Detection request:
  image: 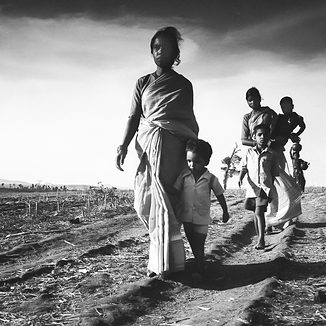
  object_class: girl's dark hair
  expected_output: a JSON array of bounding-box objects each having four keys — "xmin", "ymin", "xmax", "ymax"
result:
[
  {"xmin": 150, "ymin": 26, "xmax": 183, "ymax": 66},
  {"xmin": 186, "ymin": 139, "xmax": 213, "ymax": 165},
  {"xmin": 246, "ymin": 87, "xmax": 261, "ymax": 102}
]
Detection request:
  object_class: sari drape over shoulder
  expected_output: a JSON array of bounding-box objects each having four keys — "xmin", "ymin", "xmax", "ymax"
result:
[
  {"xmin": 242, "ymin": 106, "xmax": 278, "ymax": 141},
  {"xmin": 133, "ymin": 71, "xmax": 198, "ymax": 275},
  {"xmin": 265, "ymin": 169, "xmax": 302, "ymax": 227}
]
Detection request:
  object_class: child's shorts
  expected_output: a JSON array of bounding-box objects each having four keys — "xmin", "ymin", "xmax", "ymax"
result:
[{"xmin": 244, "ymin": 197, "xmax": 269, "ymax": 212}]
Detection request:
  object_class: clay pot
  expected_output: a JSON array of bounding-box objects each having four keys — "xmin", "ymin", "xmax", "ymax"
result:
[
  {"xmin": 291, "ymin": 142, "xmax": 302, "ymax": 152},
  {"xmin": 300, "ymin": 161, "xmax": 309, "ymax": 170}
]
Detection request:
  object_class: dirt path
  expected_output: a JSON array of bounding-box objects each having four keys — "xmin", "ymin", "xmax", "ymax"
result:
[
  {"xmin": 121, "ymin": 201, "xmax": 293, "ymax": 326},
  {"xmin": 247, "ymin": 191, "xmax": 326, "ymax": 325},
  {"xmin": 1, "ymin": 191, "xmax": 325, "ymax": 325}
]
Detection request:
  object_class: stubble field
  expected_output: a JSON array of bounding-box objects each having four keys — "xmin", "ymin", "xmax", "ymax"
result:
[{"xmin": 0, "ymin": 187, "xmax": 326, "ymax": 326}]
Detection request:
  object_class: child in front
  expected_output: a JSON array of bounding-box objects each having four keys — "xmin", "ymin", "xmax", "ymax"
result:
[
  {"xmin": 174, "ymin": 139, "xmax": 230, "ymax": 278},
  {"xmin": 239, "ymin": 124, "xmax": 280, "ymax": 250}
]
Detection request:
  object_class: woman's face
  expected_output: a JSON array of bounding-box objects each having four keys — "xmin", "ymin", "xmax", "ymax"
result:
[
  {"xmin": 246, "ymin": 95, "xmax": 261, "ymax": 110},
  {"xmin": 152, "ymin": 35, "xmax": 176, "ymax": 68}
]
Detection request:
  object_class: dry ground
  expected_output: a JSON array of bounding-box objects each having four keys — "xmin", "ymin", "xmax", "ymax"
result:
[{"xmin": 0, "ymin": 190, "xmax": 326, "ymax": 326}]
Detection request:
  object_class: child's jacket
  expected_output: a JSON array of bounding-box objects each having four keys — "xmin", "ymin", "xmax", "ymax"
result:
[
  {"xmin": 241, "ymin": 146, "xmax": 280, "ymax": 199},
  {"xmin": 174, "ymin": 169, "xmax": 224, "ymax": 225}
]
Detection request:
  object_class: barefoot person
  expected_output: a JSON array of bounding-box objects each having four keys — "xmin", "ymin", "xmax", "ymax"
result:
[
  {"xmin": 239, "ymin": 124, "xmax": 279, "ymax": 249},
  {"xmin": 240, "ymin": 87, "xmax": 302, "ymax": 232},
  {"xmin": 174, "ymin": 139, "xmax": 230, "ymax": 277},
  {"xmin": 116, "ymin": 27, "xmax": 199, "ymax": 278}
]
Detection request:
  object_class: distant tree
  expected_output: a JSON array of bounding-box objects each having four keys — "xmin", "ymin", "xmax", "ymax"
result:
[{"xmin": 221, "ymin": 143, "xmax": 241, "ymax": 190}]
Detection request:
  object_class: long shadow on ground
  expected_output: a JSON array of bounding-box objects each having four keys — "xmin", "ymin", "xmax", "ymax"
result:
[{"xmin": 296, "ymin": 221, "xmax": 326, "ymax": 228}]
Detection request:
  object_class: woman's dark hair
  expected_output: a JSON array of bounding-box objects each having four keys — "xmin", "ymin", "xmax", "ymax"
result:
[
  {"xmin": 246, "ymin": 87, "xmax": 261, "ymax": 102},
  {"xmin": 186, "ymin": 139, "xmax": 213, "ymax": 165},
  {"xmin": 150, "ymin": 26, "xmax": 183, "ymax": 66}
]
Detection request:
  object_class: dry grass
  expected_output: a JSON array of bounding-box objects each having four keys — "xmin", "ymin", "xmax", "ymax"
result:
[{"xmin": 1, "ymin": 189, "xmax": 326, "ymax": 325}]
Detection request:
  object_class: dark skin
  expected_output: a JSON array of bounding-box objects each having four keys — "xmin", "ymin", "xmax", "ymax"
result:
[
  {"xmin": 116, "ymin": 35, "xmax": 177, "ymax": 171},
  {"xmin": 186, "ymin": 151, "xmax": 230, "ymax": 223},
  {"xmin": 280, "ymin": 101, "xmax": 306, "ymax": 143},
  {"xmin": 184, "ymin": 150, "xmax": 230, "ymax": 273},
  {"xmin": 239, "ymin": 128, "xmax": 270, "ymax": 249},
  {"xmin": 242, "ymin": 95, "xmax": 268, "ymax": 147},
  {"xmin": 241, "ymin": 95, "xmax": 262, "ymax": 147}
]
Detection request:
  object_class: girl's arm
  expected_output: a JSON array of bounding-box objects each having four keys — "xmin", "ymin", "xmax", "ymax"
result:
[
  {"xmin": 241, "ymin": 138, "xmax": 255, "ymax": 147},
  {"xmin": 241, "ymin": 115, "xmax": 255, "ymax": 147}
]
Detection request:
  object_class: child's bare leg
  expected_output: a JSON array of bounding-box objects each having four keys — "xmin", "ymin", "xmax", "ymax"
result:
[
  {"xmin": 193, "ymin": 232, "xmax": 207, "ymax": 273},
  {"xmin": 183, "ymin": 223, "xmax": 196, "ymax": 257},
  {"xmin": 254, "ymin": 206, "xmax": 266, "ymax": 249},
  {"xmin": 253, "ymin": 215, "xmax": 259, "ymax": 236}
]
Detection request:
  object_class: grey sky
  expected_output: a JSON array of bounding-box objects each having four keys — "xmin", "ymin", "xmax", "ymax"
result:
[
  {"xmin": 2, "ymin": 0, "xmax": 326, "ymax": 60},
  {"xmin": 1, "ymin": 0, "xmax": 325, "ymax": 187}
]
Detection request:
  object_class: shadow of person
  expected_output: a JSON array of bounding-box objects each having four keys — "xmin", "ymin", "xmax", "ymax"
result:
[
  {"xmin": 171, "ymin": 255, "xmax": 326, "ymax": 293},
  {"xmin": 296, "ymin": 221, "xmax": 326, "ymax": 228}
]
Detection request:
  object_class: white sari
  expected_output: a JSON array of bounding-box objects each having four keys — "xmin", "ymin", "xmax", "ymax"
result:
[{"xmin": 133, "ymin": 71, "xmax": 199, "ymax": 275}]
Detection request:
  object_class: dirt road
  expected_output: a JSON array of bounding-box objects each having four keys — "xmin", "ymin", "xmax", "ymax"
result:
[{"xmin": 1, "ymin": 191, "xmax": 325, "ymax": 325}]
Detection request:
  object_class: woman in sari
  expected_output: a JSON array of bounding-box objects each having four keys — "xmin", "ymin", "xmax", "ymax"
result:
[
  {"xmin": 241, "ymin": 87, "xmax": 301, "ymax": 231},
  {"xmin": 241, "ymin": 87, "xmax": 278, "ymax": 147},
  {"xmin": 116, "ymin": 27, "xmax": 199, "ymax": 278}
]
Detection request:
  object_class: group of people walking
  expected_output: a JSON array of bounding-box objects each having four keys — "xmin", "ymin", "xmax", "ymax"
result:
[
  {"xmin": 115, "ymin": 26, "xmax": 307, "ymax": 281},
  {"xmin": 239, "ymin": 86, "xmax": 306, "ymax": 250}
]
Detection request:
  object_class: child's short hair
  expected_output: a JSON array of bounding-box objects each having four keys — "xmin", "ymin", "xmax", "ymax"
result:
[
  {"xmin": 253, "ymin": 123, "xmax": 270, "ymax": 135},
  {"xmin": 186, "ymin": 139, "xmax": 212, "ymax": 165},
  {"xmin": 280, "ymin": 96, "xmax": 293, "ymax": 105}
]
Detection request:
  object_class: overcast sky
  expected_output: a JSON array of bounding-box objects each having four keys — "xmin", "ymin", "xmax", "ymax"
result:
[{"xmin": 1, "ymin": 0, "xmax": 326, "ymax": 188}]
